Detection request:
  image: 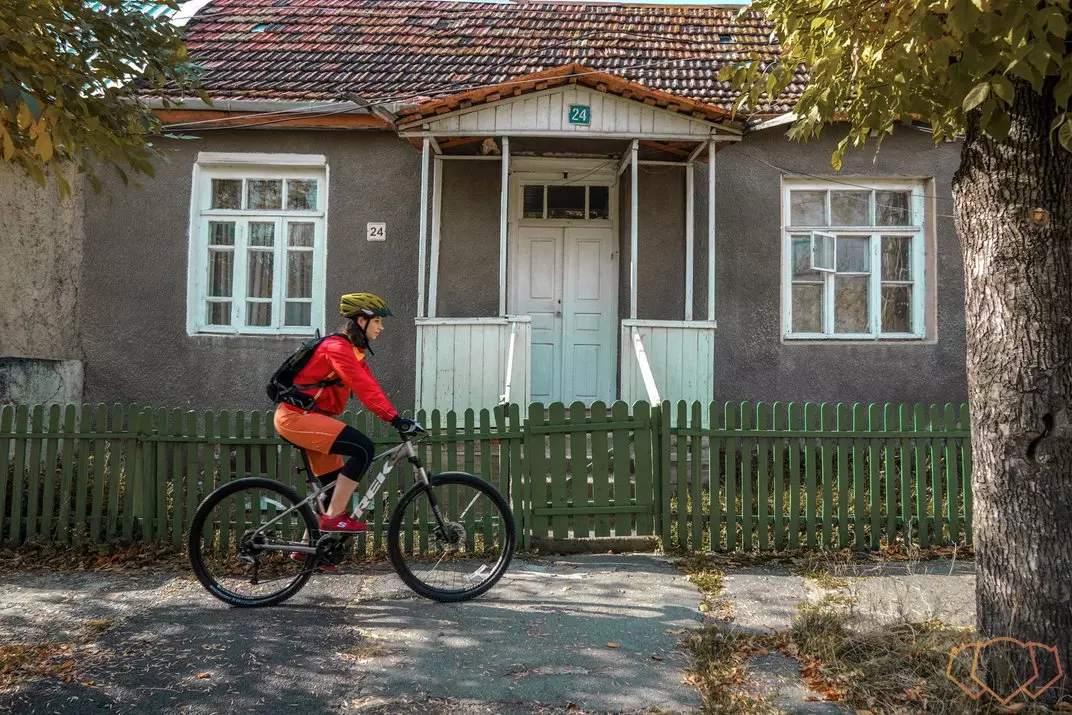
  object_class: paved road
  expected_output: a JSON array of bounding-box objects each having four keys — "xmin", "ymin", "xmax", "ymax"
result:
[{"xmin": 0, "ymin": 555, "xmax": 704, "ymax": 714}]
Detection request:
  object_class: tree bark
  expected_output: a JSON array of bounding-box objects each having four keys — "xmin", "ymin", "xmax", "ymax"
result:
[{"xmin": 952, "ymin": 78, "xmax": 1072, "ymax": 703}]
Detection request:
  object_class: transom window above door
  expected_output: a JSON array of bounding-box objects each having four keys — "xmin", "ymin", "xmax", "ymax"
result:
[
  {"xmin": 783, "ymin": 181, "xmax": 927, "ymax": 341},
  {"xmin": 187, "ymin": 154, "xmax": 327, "ymax": 336},
  {"xmin": 522, "ymin": 184, "xmax": 611, "ymax": 220}
]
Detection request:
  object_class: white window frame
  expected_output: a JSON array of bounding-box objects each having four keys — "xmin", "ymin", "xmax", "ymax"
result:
[
  {"xmin": 782, "ymin": 179, "xmax": 926, "ymax": 341},
  {"xmin": 186, "ymin": 153, "xmax": 329, "ymax": 336}
]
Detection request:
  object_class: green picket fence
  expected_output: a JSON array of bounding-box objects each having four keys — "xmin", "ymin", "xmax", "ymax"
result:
[{"xmin": 0, "ymin": 400, "xmax": 971, "ymax": 553}]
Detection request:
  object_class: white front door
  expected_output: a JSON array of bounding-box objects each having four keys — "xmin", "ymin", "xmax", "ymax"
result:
[{"xmin": 513, "ymin": 224, "xmax": 617, "ymax": 404}]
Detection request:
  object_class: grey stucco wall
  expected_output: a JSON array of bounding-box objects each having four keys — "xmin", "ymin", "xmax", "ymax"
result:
[
  {"xmin": 436, "ymin": 161, "xmax": 501, "ymax": 317},
  {"xmin": 0, "ymin": 357, "xmax": 84, "ymax": 406},
  {"xmin": 0, "ymin": 163, "xmax": 85, "ymax": 363},
  {"xmin": 82, "ymin": 130, "xmax": 421, "ymax": 411},
  {"xmin": 709, "ymin": 126, "xmax": 967, "ymax": 405},
  {"xmin": 79, "ymin": 124, "xmax": 967, "ymax": 411}
]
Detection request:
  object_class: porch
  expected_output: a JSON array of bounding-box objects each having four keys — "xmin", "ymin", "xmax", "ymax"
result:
[{"xmin": 399, "ymin": 65, "xmax": 742, "ymax": 413}]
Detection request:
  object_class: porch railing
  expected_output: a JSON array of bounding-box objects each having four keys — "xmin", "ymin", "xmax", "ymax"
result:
[{"xmin": 619, "ymin": 320, "xmax": 717, "ymax": 411}]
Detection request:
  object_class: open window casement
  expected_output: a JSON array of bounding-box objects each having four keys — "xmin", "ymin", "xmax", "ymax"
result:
[{"xmin": 810, "ymin": 231, "xmax": 836, "ymax": 273}]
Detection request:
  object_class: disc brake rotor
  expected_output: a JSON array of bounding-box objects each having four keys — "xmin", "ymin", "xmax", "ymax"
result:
[{"xmin": 436, "ymin": 522, "xmax": 467, "ymax": 552}]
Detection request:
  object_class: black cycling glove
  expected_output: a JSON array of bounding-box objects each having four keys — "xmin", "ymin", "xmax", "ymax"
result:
[{"xmin": 391, "ymin": 415, "xmax": 425, "ymax": 437}]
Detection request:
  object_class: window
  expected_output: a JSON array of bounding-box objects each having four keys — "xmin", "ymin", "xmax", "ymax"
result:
[
  {"xmin": 784, "ymin": 181, "xmax": 925, "ymax": 340},
  {"xmin": 188, "ymin": 156, "xmax": 327, "ymax": 335},
  {"xmin": 522, "ymin": 184, "xmax": 611, "ymax": 220}
]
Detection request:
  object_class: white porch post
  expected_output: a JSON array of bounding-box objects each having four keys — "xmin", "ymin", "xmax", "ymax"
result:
[
  {"xmin": 428, "ymin": 156, "xmax": 443, "ymax": 317},
  {"xmin": 685, "ymin": 163, "xmax": 694, "ymax": 321},
  {"xmin": 499, "ymin": 136, "xmax": 510, "ymax": 317},
  {"xmin": 630, "ymin": 138, "xmax": 638, "ymax": 320},
  {"xmin": 707, "ymin": 140, "xmax": 717, "ymax": 322},
  {"xmin": 417, "ymin": 137, "xmax": 431, "ymax": 318}
]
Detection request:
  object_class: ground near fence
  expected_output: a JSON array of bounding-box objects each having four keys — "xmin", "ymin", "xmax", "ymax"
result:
[{"xmin": 0, "ymin": 550, "xmax": 981, "ymax": 714}]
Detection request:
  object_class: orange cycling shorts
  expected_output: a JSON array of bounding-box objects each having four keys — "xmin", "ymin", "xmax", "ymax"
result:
[{"xmin": 273, "ymin": 404, "xmax": 346, "ymax": 476}]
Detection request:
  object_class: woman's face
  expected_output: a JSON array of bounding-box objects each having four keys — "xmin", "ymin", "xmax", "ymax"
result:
[{"xmin": 361, "ymin": 316, "xmax": 384, "ymax": 340}]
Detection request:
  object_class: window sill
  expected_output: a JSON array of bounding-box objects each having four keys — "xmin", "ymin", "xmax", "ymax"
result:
[{"xmin": 782, "ymin": 334, "xmax": 926, "ymax": 344}]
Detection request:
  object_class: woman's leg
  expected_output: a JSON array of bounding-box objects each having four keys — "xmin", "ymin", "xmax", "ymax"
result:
[{"xmin": 324, "ymin": 425, "xmax": 374, "ymax": 517}]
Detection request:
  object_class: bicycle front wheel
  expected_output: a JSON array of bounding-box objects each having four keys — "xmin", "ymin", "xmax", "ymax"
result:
[
  {"xmin": 188, "ymin": 477, "xmax": 319, "ymax": 608},
  {"xmin": 387, "ymin": 472, "xmax": 515, "ymax": 602}
]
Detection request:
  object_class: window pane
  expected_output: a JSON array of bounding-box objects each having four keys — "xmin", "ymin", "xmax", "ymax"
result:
[
  {"xmin": 881, "ymin": 236, "xmax": 912, "ymax": 280},
  {"xmin": 247, "ymin": 252, "xmax": 274, "ymax": 298},
  {"xmin": 877, "ymin": 191, "xmax": 911, "ymax": 226},
  {"xmin": 287, "ymin": 222, "xmax": 315, "ymax": 247},
  {"xmin": 247, "ymin": 179, "xmax": 282, "ymax": 210},
  {"xmin": 208, "ymin": 221, "xmax": 235, "ymax": 246},
  {"xmin": 792, "ymin": 283, "xmax": 823, "ymax": 333},
  {"xmin": 830, "ymin": 191, "xmax": 870, "ymax": 226},
  {"xmin": 547, "ymin": 185, "xmax": 586, "ymax": 219},
  {"xmin": 246, "ymin": 302, "xmax": 272, "ymax": 327},
  {"xmin": 211, "ymin": 179, "xmax": 242, "ymax": 209},
  {"xmin": 834, "ymin": 276, "xmax": 870, "ymax": 333},
  {"xmin": 836, "ymin": 235, "xmax": 870, "ymax": 272},
  {"xmin": 792, "ymin": 236, "xmax": 820, "ymax": 279},
  {"xmin": 790, "ymin": 190, "xmax": 826, "ymax": 226},
  {"xmin": 882, "ymin": 285, "xmax": 913, "ymax": 332},
  {"xmin": 206, "ymin": 301, "xmax": 231, "ymax": 325},
  {"xmin": 286, "ymin": 179, "xmax": 318, "ymax": 211},
  {"xmin": 589, "ymin": 186, "xmax": 610, "ymax": 219},
  {"xmin": 249, "ymin": 222, "xmax": 275, "ymax": 247},
  {"xmin": 285, "ymin": 302, "xmax": 312, "ymax": 326},
  {"xmin": 523, "ymin": 186, "xmax": 544, "ymax": 218},
  {"xmin": 287, "ymin": 252, "xmax": 312, "ymax": 298},
  {"xmin": 208, "ymin": 250, "xmax": 233, "ymax": 297}
]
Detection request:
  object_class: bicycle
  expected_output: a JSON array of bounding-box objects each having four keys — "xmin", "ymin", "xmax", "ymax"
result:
[{"xmin": 187, "ymin": 429, "xmax": 516, "ymax": 607}]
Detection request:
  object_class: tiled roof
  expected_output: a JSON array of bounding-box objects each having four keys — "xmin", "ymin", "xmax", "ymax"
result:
[{"xmin": 178, "ymin": 0, "xmax": 801, "ymax": 115}]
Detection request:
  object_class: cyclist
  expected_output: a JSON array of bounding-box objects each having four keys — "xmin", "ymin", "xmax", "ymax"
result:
[{"xmin": 273, "ymin": 292, "xmax": 422, "ymax": 544}]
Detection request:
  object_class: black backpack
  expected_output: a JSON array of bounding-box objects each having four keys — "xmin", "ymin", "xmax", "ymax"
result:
[{"xmin": 266, "ymin": 330, "xmax": 346, "ymax": 411}]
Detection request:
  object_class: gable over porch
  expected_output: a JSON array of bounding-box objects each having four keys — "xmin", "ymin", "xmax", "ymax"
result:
[{"xmin": 397, "ymin": 65, "xmax": 743, "ymax": 414}]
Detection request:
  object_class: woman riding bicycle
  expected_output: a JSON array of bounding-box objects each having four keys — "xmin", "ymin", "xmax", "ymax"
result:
[{"xmin": 273, "ymin": 292, "xmax": 422, "ymax": 536}]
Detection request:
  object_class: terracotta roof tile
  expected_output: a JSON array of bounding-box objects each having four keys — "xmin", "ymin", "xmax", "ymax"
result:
[{"xmin": 171, "ymin": 0, "xmax": 800, "ymax": 114}]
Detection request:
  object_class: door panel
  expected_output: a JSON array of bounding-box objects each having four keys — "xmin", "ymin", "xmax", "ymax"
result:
[
  {"xmin": 515, "ymin": 227, "xmax": 564, "ymax": 404},
  {"xmin": 563, "ymin": 227, "xmax": 616, "ymax": 403}
]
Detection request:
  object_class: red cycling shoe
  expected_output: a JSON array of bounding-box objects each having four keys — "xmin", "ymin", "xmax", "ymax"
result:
[
  {"xmin": 289, "ymin": 551, "xmax": 337, "ymax": 572},
  {"xmin": 318, "ymin": 512, "xmax": 369, "ymax": 533}
]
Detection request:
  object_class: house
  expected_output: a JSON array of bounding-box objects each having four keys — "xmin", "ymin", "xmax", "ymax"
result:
[{"xmin": 4, "ymin": 0, "xmax": 969, "ymax": 414}]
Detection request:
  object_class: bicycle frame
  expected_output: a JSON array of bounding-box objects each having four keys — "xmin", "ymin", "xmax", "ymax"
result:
[{"xmin": 248, "ymin": 437, "xmax": 440, "ymax": 556}]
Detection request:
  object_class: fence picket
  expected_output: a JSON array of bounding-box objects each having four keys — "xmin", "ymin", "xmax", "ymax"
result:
[
  {"xmin": 885, "ymin": 403, "xmax": 897, "ymax": 546},
  {"xmin": 74, "ymin": 404, "xmax": 93, "ymax": 545},
  {"xmin": 567, "ymin": 402, "xmax": 589, "ymax": 539},
  {"xmin": 836, "ymin": 403, "xmax": 850, "ymax": 548},
  {"xmin": 480, "ymin": 409, "xmax": 494, "ymax": 547},
  {"xmin": 868, "ymin": 404, "xmax": 881, "ymax": 550},
  {"xmin": 771, "ymin": 402, "xmax": 785, "ymax": 550},
  {"xmin": 787, "ymin": 403, "xmax": 801, "ymax": 550},
  {"xmin": 26, "ymin": 405, "xmax": 45, "ymax": 543},
  {"xmin": 804, "ymin": 403, "xmax": 818, "ymax": 549},
  {"xmin": 591, "ymin": 401, "xmax": 611, "ymax": 538},
  {"xmin": 634, "ymin": 400, "xmax": 654, "ymax": 538},
  {"xmin": 42, "ymin": 405, "xmax": 62, "ymax": 542},
  {"xmin": 757, "ymin": 402, "xmax": 770, "ymax": 551},
  {"xmin": 7, "ymin": 406, "xmax": 29, "ymax": 545},
  {"xmin": 929, "ymin": 404, "xmax": 942, "ymax": 543},
  {"xmin": 708, "ymin": 401, "xmax": 720, "ymax": 551},
  {"xmin": 741, "ymin": 401, "xmax": 754, "ymax": 551},
  {"xmin": 914, "ymin": 404, "xmax": 929, "ymax": 548},
  {"xmin": 548, "ymin": 403, "xmax": 569, "ymax": 540},
  {"xmin": 527, "ymin": 404, "xmax": 548, "ymax": 541},
  {"xmin": 0, "ymin": 406, "xmax": 13, "ymax": 543},
  {"xmin": 820, "ymin": 403, "xmax": 833, "ymax": 548},
  {"xmin": 90, "ymin": 404, "xmax": 107, "ymax": 542},
  {"xmin": 898, "ymin": 405, "xmax": 911, "ymax": 547},
  {"xmin": 944, "ymin": 404, "xmax": 959, "ymax": 544},
  {"xmin": 688, "ymin": 401, "xmax": 702, "ymax": 549},
  {"xmin": 960, "ymin": 404, "xmax": 972, "ymax": 544},
  {"xmin": 55, "ymin": 405, "xmax": 77, "ymax": 544},
  {"xmin": 106, "ymin": 405, "xmax": 123, "ymax": 540},
  {"xmin": 725, "ymin": 402, "xmax": 738, "ymax": 551},
  {"xmin": 676, "ymin": 401, "xmax": 688, "ymax": 549},
  {"xmin": 852, "ymin": 403, "xmax": 866, "ymax": 550}
]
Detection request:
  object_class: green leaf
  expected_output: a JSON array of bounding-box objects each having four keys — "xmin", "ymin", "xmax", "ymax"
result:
[
  {"xmin": 987, "ymin": 110, "xmax": 1012, "ymax": 142},
  {"xmin": 963, "ymin": 82, "xmax": 991, "ymax": 112},
  {"xmin": 1028, "ymin": 47, "xmax": 1052, "ymax": 74},
  {"xmin": 991, "ymin": 75, "xmax": 1014, "ymax": 104},
  {"xmin": 34, "ymin": 127, "xmax": 52, "ymax": 162},
  {"xmin": 1059, "ymin": 119, "xmax": 1072, "ymax": 152},
  {"xmin": 1056, "ymin": 77, "xmax": 1072, "ymax": 110},
  {"xmin": 0, "ymin": 128, "xmax": 13, "ymax": 160}
]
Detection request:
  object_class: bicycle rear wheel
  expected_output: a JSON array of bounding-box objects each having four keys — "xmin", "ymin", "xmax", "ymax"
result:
[
  {"xmin": 188, "ymin": 477, "xmax": 319, "ymax": 607},
  {"xmin": 387, "ymin": 472, "xmax": 515, "ymax": 602}
]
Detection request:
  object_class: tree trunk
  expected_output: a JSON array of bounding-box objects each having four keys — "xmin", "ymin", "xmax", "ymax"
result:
[{"xmin": 952, "ymin": 78, "xmax": 1072, "ymax": 703}]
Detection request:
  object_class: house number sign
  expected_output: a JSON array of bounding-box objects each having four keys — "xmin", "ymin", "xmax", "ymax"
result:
[
  {"xmin": 366, "ymin": 222, "xmax": 386, "ymax": 241},
  {"xmin": 568, "ymin": 105, "xmax": 591, "ymax": 125}
]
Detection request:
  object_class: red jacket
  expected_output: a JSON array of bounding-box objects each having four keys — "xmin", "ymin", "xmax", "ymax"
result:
[{"xmin": 289, "ymin": 335, "xmax": 397, "ymax": 421}]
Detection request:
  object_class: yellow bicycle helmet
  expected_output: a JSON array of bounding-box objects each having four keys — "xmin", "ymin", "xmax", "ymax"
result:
[{"xmin": 339, "ymin": 292, "xmax": 393, "ymax": 319}]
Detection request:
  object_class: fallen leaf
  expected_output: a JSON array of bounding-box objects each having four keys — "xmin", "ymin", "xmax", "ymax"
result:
[
  {"xmin": 855, "ymin": 710, "xmax": 874, "ymax": 715},
  {"xmin": 196, "ymin": 672, "xmax": 211, "ymax": 679},
  {"xmin": 606, "ymin": 642, "xmax": 620, "ymax": 648},
  {"xmin": 651, "ymin": 654, "xmax": 664, "ymax": 661},
  {"xmin": 997, "ymin": 705, "xmax": 1025, "ymax": 714},
  {"xmin": 1055, "ymin": 704, "xmax": 1072, "ymax": 712},
  {"xmin": 664, "ymin": 628, "xmax": 687, "ymax": 635}
]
